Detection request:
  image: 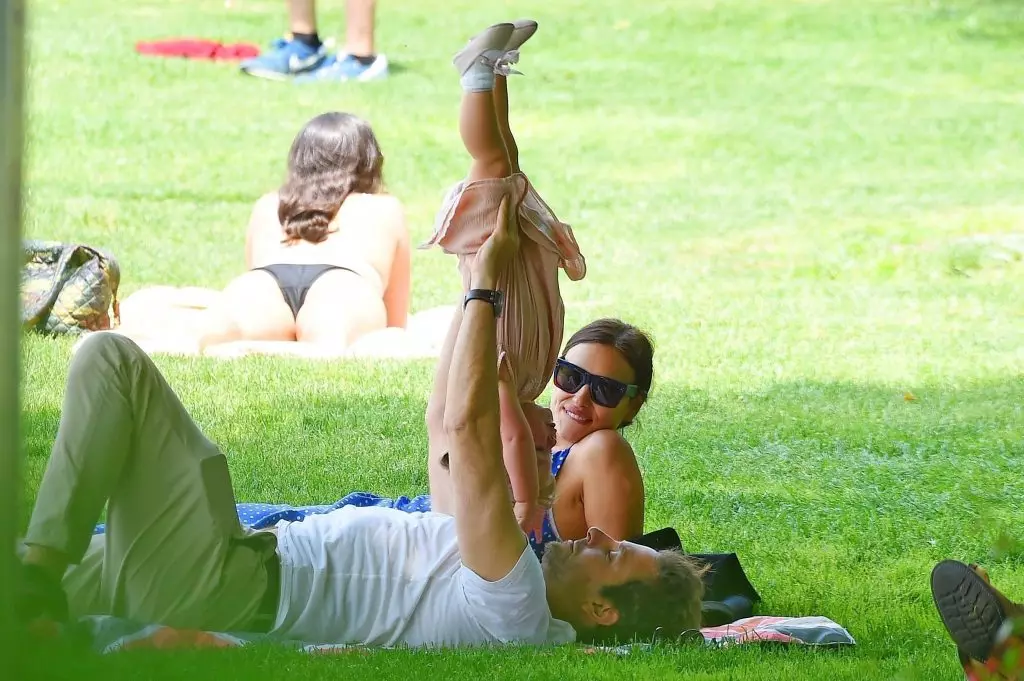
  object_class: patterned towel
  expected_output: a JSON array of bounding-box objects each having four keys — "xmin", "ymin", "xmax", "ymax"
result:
[
  {"xmin": 700, "ymin": 616, "xmax": 856, "ymax": 647},
  {"xmin": 72, "ymin": 614, "xmax": 854, "ymax": 654}
]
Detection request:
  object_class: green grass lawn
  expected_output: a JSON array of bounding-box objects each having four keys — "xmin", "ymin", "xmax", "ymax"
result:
[{"xmin": 16, "ymin": 0, "xmax": 1024, "ymax": 678}]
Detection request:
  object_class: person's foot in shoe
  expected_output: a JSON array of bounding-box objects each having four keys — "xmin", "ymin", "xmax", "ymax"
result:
[
  {"xmin": 504, "ymin": 19, "xmax": 538, "ymax": 55},
  {"xmin": 293, "ymin": 52, "xmax": 390, "ymax": 83},
  {"xmin": 932, "ymin": 560, "xmax": 1024, "ymax": 662},
  {"xmin": 240, "ymin": 37, "xmax": 328, "ymax": 80},
  {"xmin": 452, "ymin": 22, "xmax": 516, "ymax": 77}
]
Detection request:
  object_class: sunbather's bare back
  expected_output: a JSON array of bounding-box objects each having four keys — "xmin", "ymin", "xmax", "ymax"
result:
[{"xmin": 247, "ymin": 190, "xmax": 406, "ymax": 294}]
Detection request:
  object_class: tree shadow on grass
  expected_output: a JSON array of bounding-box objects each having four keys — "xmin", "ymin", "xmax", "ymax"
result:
[{"xmin": 20, "ymin": 373, "xmax": 1023, "ymax": 540}]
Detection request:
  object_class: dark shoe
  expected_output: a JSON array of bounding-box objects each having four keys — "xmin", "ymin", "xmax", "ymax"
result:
[
  {"xmin": 931, "ymin": 559, "xmax": 1006, "ymax": 662},
  {"xmin": 15, "ymin": 562, "xmax": 68, "ymax": 626}
]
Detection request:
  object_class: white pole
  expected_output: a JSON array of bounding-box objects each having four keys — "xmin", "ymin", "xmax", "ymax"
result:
[{"xmin": 1, "ymin": 0, "xmax": 27, "ymax": 643}]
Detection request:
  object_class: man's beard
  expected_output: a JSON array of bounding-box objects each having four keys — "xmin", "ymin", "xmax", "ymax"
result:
[{"xmin": 540, "ymin": 540, "xmax": 570, "ymax": 575}]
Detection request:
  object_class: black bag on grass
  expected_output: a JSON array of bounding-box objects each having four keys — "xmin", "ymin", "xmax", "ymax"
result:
[{"xmin": 631, "ymin": 527, "xmax": 762, "ymax": 626}]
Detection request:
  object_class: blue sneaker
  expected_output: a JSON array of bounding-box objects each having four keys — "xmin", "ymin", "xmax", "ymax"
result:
[
  {"xmin": 293, "ymin": 53, "xmax": 390, "ymax": 83},
  {"xmin": 240, "ymin": 39, "xmax": 328, "ymax": 80}
]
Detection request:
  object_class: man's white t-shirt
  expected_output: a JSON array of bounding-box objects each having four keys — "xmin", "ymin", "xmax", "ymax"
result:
[{"xmin": 269, "ymin": 506, "xmax": 577, "ymax": 648}]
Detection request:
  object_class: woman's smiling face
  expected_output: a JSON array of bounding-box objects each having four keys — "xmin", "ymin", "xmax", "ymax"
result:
[{"xmin": 551, "ymin": 342, "xmax": 641, "ymax": 446}]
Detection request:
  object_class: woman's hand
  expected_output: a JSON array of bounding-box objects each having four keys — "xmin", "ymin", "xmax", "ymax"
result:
[{"xmin": 471, "ymin": 194, "xmax": 520, "ymax": 289}]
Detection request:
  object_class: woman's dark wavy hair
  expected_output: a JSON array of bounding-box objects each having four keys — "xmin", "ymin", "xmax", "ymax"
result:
[{"xmin": 278, "ymin": 112, "xmax": 384, "ymax": 244}]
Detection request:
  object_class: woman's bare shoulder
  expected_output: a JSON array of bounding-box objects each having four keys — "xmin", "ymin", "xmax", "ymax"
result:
[
  {"xmin": 248, "ymin": 192, "xmax": 281, "ymax": 226},
  {"xmin": 341, "ymin": 193, "xmax": 407, "ymax": 235},
  {"xmin": 253, "ymin": 191, "xmax": 279, "ymax": 212},
  {"xmin": 344, "ymin": 192, "xmax": 404, "ymax": 213},
  {"xmin": 246, "ymin": 191, "xmax": 282, "ymax": 238},
  {"xmin": 572, "ymin": 429, "xmax": 639, "ymax": 470}
]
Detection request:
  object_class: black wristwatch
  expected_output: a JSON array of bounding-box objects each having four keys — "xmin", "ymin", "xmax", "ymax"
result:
[{"xmin": 464, "ymin": 289, "xmax": 504, "ymax": 318}]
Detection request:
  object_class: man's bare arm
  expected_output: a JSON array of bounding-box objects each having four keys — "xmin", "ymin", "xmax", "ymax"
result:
[{"xmin": 443, "ymin": 197, "xmax": 526, "ymax": 581}]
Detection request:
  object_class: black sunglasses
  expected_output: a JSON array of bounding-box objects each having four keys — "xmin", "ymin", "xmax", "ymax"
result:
[{"xmin": 552, "ymin": 359, "xmax": 639, "ymax": 408}]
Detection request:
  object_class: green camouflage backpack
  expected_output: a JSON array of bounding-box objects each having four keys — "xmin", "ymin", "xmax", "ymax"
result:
[{"xmin": 21, "ymin": 240, "xmax": 121, "ymax": 336}]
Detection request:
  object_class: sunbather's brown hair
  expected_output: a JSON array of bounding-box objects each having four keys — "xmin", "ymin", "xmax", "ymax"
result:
[{"xmin": 278, "ymin": 112, "xmax": 384, "ymax": 244}]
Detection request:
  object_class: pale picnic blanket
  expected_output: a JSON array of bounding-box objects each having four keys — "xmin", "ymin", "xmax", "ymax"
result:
[{"xmin": 74, "ymin": 286, "xmax": 455, "ymax": 359}]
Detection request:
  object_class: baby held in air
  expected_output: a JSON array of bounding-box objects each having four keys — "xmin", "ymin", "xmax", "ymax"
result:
[{"xmin": 423, "ymin": 20, "xmax": 586, "ymax": 539}]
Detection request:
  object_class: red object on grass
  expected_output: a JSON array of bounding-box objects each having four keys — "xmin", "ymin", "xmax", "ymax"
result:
[{"xmin": 135, "ymin": 39, "xmax": 260, "ymax": 61}]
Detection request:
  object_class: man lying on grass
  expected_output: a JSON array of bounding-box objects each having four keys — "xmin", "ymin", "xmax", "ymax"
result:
[{"xmin": 15, "ymin": 197, "xmax": 705, "ymax": 648}]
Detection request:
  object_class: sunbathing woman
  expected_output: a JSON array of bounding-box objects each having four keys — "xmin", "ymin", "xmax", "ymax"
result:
[{"xmin": 199, "ymin": 111, "xmax": 411, "ymax": 355}]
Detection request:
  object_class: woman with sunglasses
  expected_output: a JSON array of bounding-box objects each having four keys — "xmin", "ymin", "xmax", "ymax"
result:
[{"xmin": 533, "ymin": 318, "xmax": 654, "ymax": 548}]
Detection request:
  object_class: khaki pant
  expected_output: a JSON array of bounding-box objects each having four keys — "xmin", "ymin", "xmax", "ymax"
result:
[{"xmin": 25, "ymin": 332, "xmax": 275, "ymax": 631}]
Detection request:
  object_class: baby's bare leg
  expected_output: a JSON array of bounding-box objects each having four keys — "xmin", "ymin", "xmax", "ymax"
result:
[
  {"xmin": 492, "ymin": 75, "xmax": 520, "ymax": 174},
  {"xmin": 460, "ymin": 90, "xmax": 511, "ymax": 183},
  {"xmin": 455, "ymin": 23, "xmax": 515, "ymax": 183}
]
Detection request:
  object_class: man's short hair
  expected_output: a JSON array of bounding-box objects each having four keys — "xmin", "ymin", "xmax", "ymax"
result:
[{"xmin": 579, "ymin": 550, "xmax": 708, "ymax": 645}]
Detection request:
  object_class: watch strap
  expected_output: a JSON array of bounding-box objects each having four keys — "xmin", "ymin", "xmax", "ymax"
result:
[{"xmin": 464, "ymin": 289, "xmax": 504, "ymax": 317}]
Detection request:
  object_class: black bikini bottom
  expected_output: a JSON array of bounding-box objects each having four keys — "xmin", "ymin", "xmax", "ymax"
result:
[{"xmin": 253, "ymin": 264, "xmax": 358, "ymax": 318}]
